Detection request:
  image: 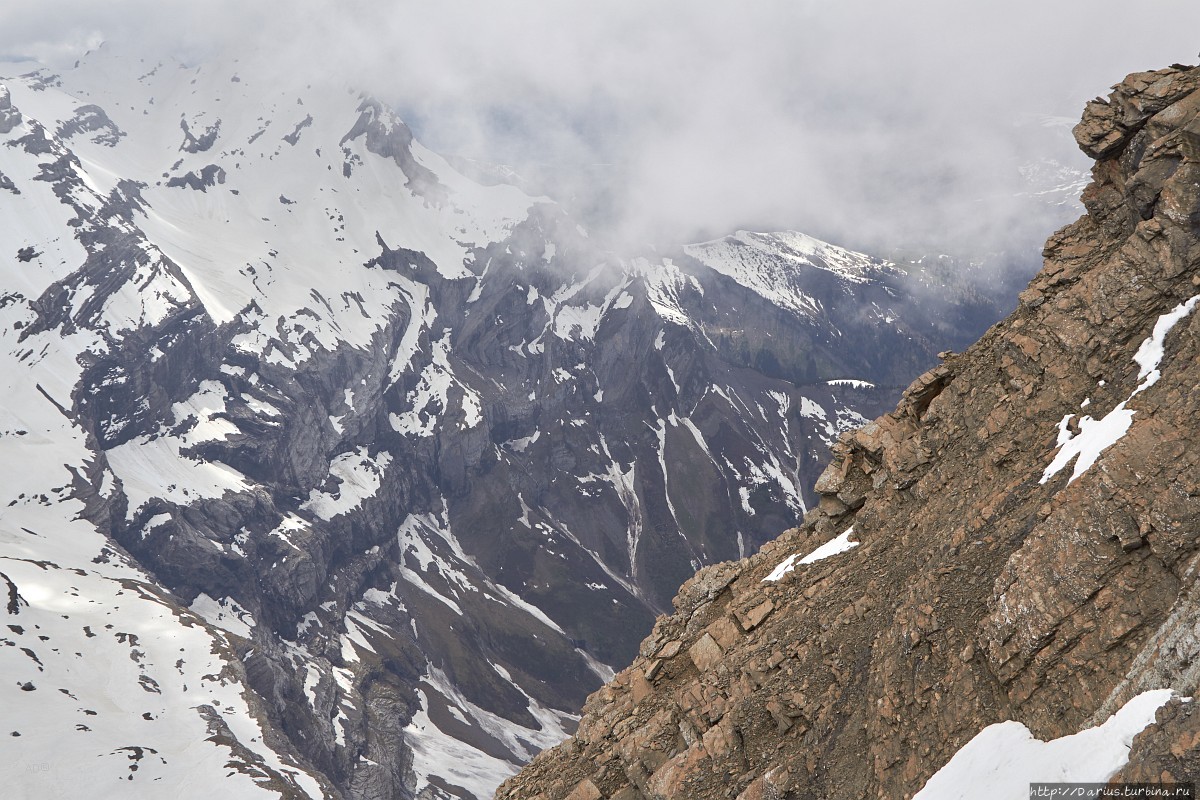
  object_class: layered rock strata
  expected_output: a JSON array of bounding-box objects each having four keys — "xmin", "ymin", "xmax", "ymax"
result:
[{"xmin": 497, "ymin": 62, "xmax": 1200, "ymax": 800}]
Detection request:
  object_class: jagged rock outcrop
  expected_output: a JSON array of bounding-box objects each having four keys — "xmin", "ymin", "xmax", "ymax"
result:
[
  {"xmin": 0, "ymin": 83, "xmax": 21, "ymax": 133},
  {"xmin": 497, "ymin": 62, "xmax": 1200, "ymax": 800}
]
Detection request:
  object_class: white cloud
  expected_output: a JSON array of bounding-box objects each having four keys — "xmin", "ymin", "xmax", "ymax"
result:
[{"xmin": 4, "ymin": 0, "xmax": 1199, "ymax": 252}]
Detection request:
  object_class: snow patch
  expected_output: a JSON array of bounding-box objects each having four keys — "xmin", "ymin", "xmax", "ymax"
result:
[
  {"xmin": 764, "ymin": 526, "xmax": 857, "ymax": 582},
  {"xmin": 391, "ymin": 330, "xmax": 483, "ymax": 436},
  {"xmin": 190, "ymin": 593, "xmax": 256, "ymax": 638},
  {"xmin": 301, "ymin": 447, "xmax": 391, "ymax": 520},
  {"xmin": 914, "ymin": 689, "xmax": 1176, "ymax": 799}
]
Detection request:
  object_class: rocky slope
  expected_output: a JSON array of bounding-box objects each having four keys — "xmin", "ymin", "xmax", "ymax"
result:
[
  {"xmin": 496, "ymin": 62, "xmax": 1200, "ymax": 799},
  {"xmin": 0, "ymin": 46, "xmax": 1021, "ymax": 799}
]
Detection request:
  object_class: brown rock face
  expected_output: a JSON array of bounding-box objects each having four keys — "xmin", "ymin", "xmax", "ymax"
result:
[
  {"xmin": 497, "ymin": 63, "xmax": 1200, "ymax": 800},
  {"xmin": 1113, "ymin": 699, "xmax": 1200, "ymax": 784}
]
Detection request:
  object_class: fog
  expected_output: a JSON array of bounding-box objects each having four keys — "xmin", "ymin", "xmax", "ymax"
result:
[{"xmin": 4, "ymin": 1, "xmax": 1199, "ymax": 254}]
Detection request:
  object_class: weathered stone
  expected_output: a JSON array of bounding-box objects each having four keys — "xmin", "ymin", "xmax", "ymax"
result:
[
  {"xmin": 688, "ymin": 633, "xmax": 724, "ymax": 671},
  {"xmin": 647, "ymin": 743, "xmax": 709, "ymax": 800},
  {"xmin": 737, "ymin": 599, "xmax": 775, "ymax": 631},
  {"xmin": 565, "ymin": 778, "xmax": 603, "ymax": 800},
  {"xmin": 700, "ymin": 717, "xmax": 741, "ymax": 760},
  {"xmin": 735, "ymin": 767, "xmax": 791, "ymax": 800},
  {"xmin": 813, "ymin": 458, "xmax": 849, "ymax": 495},
  {"xmin": 705, "ymin": 615, "xmax": 741, "ymax": 650},
  {"xmin": 655, "ymin": 640, "xmax": 682, "ymax": 660},
  {"xmin": 631, "ymin": 670, "xmax": 654, "ymax": 704}
]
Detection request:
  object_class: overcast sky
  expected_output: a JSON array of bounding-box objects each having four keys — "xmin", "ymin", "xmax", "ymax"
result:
[{"xmin": 3, "ymin": 1, "xmax": 1199, "ymax": 254}]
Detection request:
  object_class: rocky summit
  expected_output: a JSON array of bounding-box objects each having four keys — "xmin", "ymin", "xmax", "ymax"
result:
[{"xmin": 496, "ymin": 62, "xmax": 1200, "ymax": 800}]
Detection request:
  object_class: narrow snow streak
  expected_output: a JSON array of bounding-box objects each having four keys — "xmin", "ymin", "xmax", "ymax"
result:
[
  {"xmin": 1042, "ymin": 295, "xmax": 1200, "ymax": 485},
  {"xmin": 764, "ymin": 526, "xmax": 857, "ymax": 582}
]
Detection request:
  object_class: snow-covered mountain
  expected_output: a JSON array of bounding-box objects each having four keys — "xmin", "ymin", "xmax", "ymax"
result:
[{"xmin": 0, "ymin": 46, "xmax": 1016, "ymax": 799}]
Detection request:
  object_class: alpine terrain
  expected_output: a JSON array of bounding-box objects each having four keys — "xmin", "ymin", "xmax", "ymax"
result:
[
  {"xmin": 497, "ymin": 62, "xmax": 1200, "ymax": 799},
  {"xmin": 0, "ymin": 45, "xmax": 1029, "ymax": 799}
]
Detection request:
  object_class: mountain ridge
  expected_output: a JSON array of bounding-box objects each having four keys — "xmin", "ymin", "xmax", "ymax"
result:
[{"xmin": 496, "ymin": 61, "xmax": 1200, "ymax": 800}]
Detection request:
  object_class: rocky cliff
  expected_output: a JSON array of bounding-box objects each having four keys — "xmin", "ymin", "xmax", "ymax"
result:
[{"xmin": 496, "ymin": 62, "xmax": 1200, "ymax": 800}]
